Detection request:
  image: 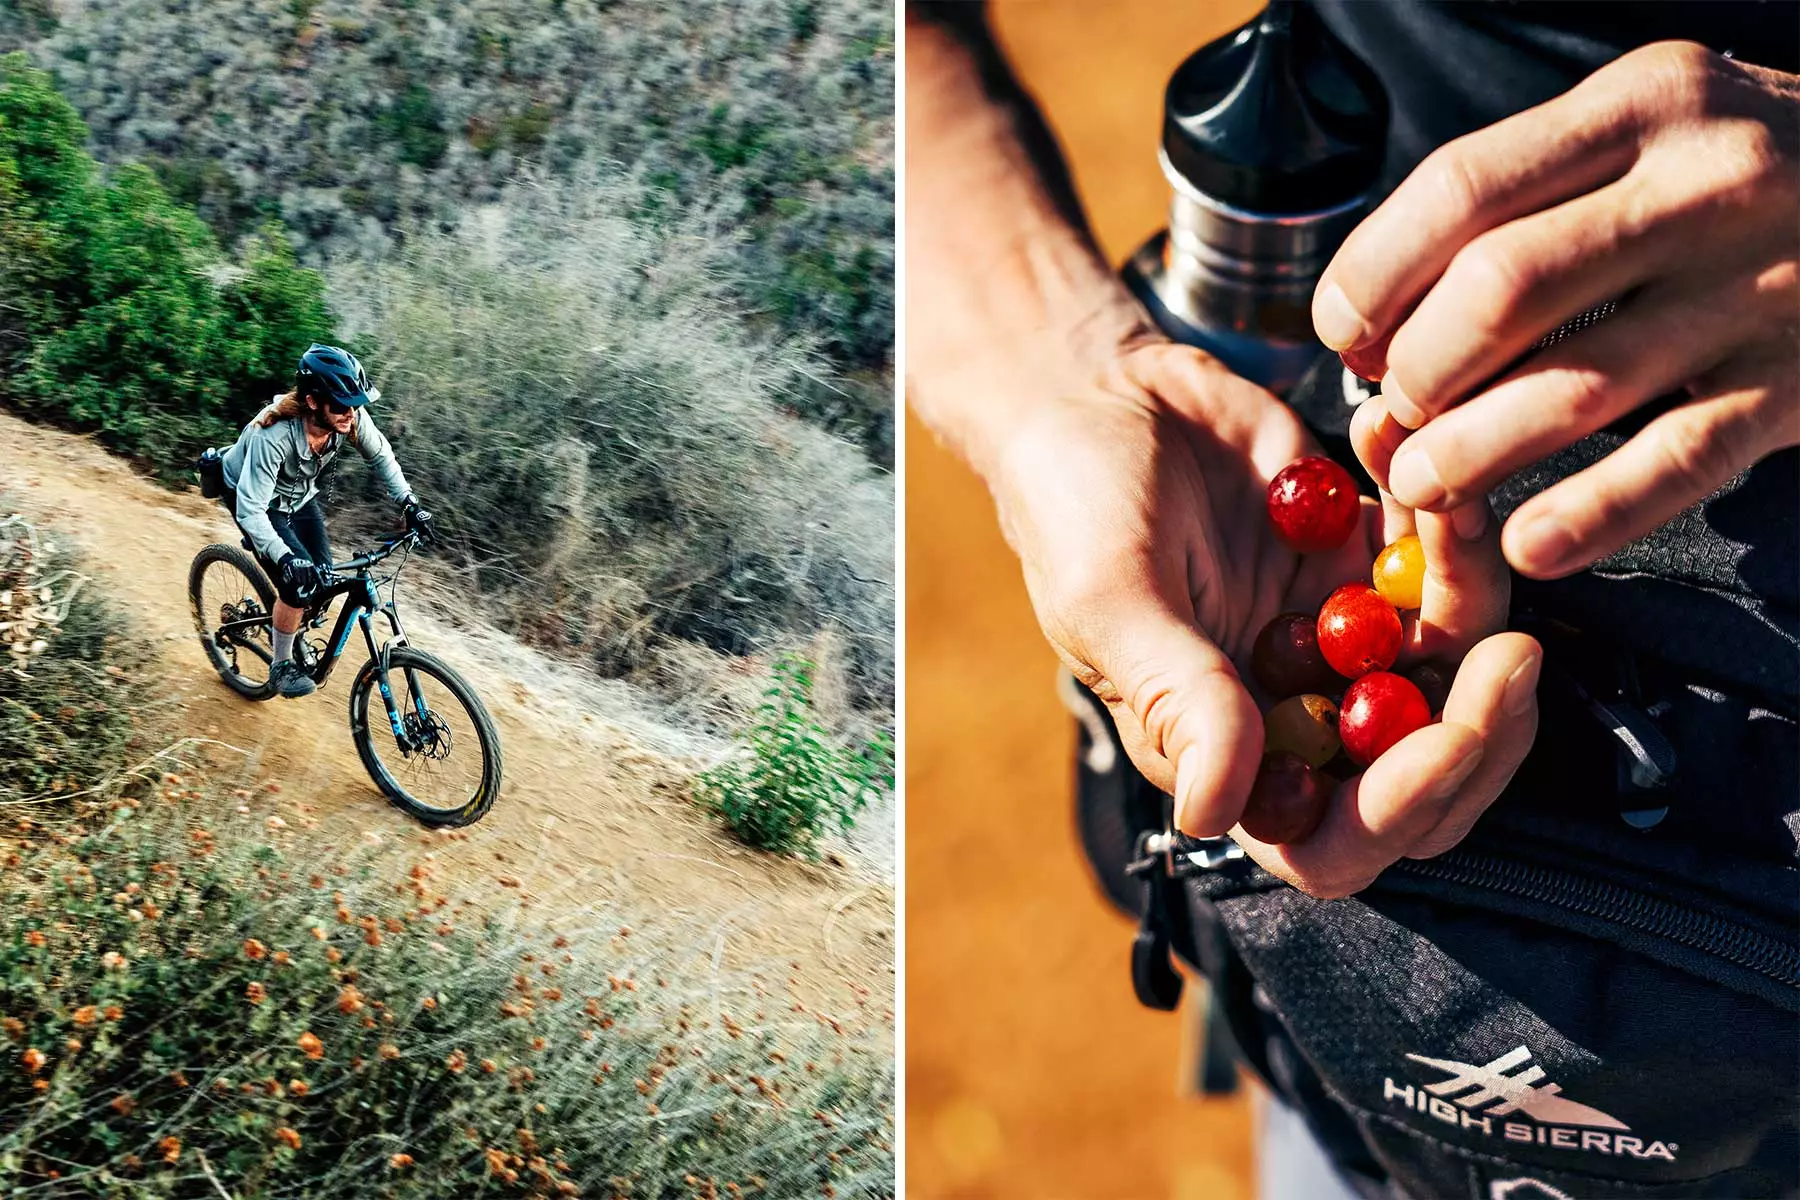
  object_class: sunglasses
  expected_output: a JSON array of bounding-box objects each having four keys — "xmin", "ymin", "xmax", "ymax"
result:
[{"xmin": 323, "ymin": 397, "xmax": 355, "ymax": 416}]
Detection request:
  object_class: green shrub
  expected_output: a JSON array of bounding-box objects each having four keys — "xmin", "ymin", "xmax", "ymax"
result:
[
  {"xmin": 0, "ymin": 513, "xmax": 154, "ymax": 806},
  {"xmin": 697, "ymin": 657, "xmax": 891, "ymax": 860},
  {"xmin": 0, "ymin": 800, "xmax": 895, "ymax": 1196},
  {"xmin": 0, "ymin": 54, "xmax": 332, "ymax": 468}
]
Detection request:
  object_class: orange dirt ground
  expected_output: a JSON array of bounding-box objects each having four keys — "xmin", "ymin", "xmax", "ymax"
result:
[{"xmin": 906, "ymin": 2, "xmax": 1265, "ymax": 1198}]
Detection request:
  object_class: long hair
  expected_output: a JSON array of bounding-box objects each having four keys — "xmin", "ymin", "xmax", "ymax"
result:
[{"xmin": 255, "ymin": 388, "xmax": 360, "ymax": 445}]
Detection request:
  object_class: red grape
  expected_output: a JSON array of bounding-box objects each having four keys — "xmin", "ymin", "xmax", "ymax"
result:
[
  {"xmin": 1240, "ymin": 751, "xmax": 1331, "ymax": 844},
  {"xmin": 1316, "ymin": 583, "xmax": 1403, "ymax": 678},
  {"xmin": 1339, "ymin": 343, "xmax": 1386, "ymax": 382},
  {"xmin": 1250, "ymin": 613, "xmax": 1343, "ymax": 697},
  {"xmin": 1266, "ymin": 456, "xmax": 1361, "ymax": 553},
  {"xmin": 1339, "ymin": 672, "xmax": 1432, "ymax": 766}
]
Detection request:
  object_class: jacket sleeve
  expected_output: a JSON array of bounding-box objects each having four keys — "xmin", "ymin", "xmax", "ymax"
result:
[
  {"xmin": 353, "ymin": 412, "xmax": 413, "ymax": 503},
  {"xmin": 233, "ymin": 426, "xmax": 296, "ymax": 565}
]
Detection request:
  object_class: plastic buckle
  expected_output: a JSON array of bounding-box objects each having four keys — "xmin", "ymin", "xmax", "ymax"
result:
[{"xmin": 1129, "ymin": 799, "xmax": 1185, "ymax": 1011}]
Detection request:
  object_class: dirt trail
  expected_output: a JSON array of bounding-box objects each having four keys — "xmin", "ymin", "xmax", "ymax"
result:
[{"xmin": 1, "ymin": 411, "xmax": 893, "ymax": 1018}]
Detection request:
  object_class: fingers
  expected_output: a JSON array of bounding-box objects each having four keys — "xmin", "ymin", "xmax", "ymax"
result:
[
  {"xmin": 1351, "ymin": 396, "xmax": 1502, "ymax": 659},
  {"xmin": 1235, "ymin": 633, "xmax": 1541, "ymax": 896},
  {"xmin": 1082, "ymin": 601, "xmax": 1266, "ymax": 840},
  {"xmin": 1379, "ymin": 173, "xmax": 1687, "ymax": 427},
  {"xmin": 1501, "ymin": 346, "xmax": 1798, "ymax": 578},
  {"xmin": 1314, "ymin": 85, "xmax": 1640, "ymax": 352},
  {"xmin": 1383, "ymin": 261, "xmax": 1795, "ymax": 513},
  {"xmin": 1408, "ymin": 503, "xmax": 1507, "ymax": 663},
  {"xmin": 1348, "ymin": 394, "xmax": 1406, "ymax": 492},
  {"xmin": 1408, "ymin": 633, "xmax": 1543, "ymax": 860}
]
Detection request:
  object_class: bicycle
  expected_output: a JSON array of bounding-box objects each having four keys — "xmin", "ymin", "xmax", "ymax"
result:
[{"xmin": 187, "ymin": 529, "xmax": 503, "ymax": 827}]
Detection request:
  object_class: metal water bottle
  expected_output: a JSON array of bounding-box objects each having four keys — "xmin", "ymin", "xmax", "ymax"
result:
[{"xmin": 1123, "ymin": 1, "xmax": 1388, "ymax": 395}]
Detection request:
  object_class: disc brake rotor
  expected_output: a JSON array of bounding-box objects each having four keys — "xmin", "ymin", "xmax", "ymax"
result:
[{"xmin": 403, "ymin": 709, "xmax": 454, "ymax": 760}]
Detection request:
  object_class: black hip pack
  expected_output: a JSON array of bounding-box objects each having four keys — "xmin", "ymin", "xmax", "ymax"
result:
[
  {"xmin": 195, "ymin": 447, "xmax": 225, "ymax": 499},
  {"xmin": 1073, "ymin": 630, "xmax": 1800, "ymax": 1199}
]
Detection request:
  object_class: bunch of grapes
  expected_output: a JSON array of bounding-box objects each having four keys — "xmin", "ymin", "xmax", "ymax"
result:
[{"xmin": 1239, "ymin": 456, "xmax": 1450, "ymax": 844}]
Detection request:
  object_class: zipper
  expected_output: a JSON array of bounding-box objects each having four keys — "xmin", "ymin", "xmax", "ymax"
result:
[
  {"xmin": 1389, "ymin": 847, "xmax": 1800, "ymax": 988},
  {"xmin": 1135, "ymin": 834, "xmax": 1800, "ymax": 990}
]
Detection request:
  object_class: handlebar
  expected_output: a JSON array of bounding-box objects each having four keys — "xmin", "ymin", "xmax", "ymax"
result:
[{"xmin": 319, "ymin": 529, "xmax": 421, "ymax": 586}]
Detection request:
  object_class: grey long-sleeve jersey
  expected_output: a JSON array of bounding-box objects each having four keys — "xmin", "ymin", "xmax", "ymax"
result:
[{"xmin": 220, "ymin": 408, "xmax": 412, "ymax": 565}]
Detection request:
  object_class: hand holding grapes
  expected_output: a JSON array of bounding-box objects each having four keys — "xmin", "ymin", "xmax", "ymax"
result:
[{"xmin": 989, "ymin": 340, "xmax": 1540, "ymax": 897}]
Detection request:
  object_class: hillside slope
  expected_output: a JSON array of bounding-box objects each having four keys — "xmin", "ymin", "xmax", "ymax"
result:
[{"xmin": 1, "ymin": 408, "xmax": 893, "ymax": 1014}]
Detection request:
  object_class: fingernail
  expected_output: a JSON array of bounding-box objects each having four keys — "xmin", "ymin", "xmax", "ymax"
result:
[
  {"xmin": 1172, "ymin": 746, "xmax": 1202, "ymax": 833},
  {"xmin": 1428, "ymin": 744, "xmax": 1485, "ymax": 802},
  {"xmin": 1451, "ymin": 501, "xmax": 1489, "ymax": 541},
  {"xmin": 1313, "ymin": 283, "xmax": 1367, "ymax": 351},
  {"xmin": 1504, "ymin": 652, "xmax": 1543, "ymax": 716},
  {"xmin": 1388, "ymin": 446, "xmax": 1446, "ymax": 509},
  {"xmin": 1381, "ymin": 376, "xmax": 1428, "ymax": 429},
  {"xmin": 1515, "ymin": 513, "xmax": 1578, "ymax": 577}
]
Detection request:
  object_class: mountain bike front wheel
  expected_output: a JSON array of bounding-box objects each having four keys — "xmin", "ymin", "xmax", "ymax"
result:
[
  {"xmin": 349, "ymin": 646, "xmax": 502, "ymax": 827},
  {"xmin": 189, "ymin": 544, "xmax": 278, "ymax": 700}
]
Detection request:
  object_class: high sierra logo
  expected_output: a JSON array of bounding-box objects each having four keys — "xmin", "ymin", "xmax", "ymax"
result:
[{"xmin": 1382, "ymin": 1044, "xmax": 1678, "ymax": 1162}]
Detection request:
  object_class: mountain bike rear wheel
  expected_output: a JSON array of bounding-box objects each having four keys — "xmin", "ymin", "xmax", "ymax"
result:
[
  {"xmin": 189, "ymin": 544, "xmax": 278, "ymax": 700},
  {"xmin": 349, "ymin": 646, "xmax": 502, "ymax": 827}
]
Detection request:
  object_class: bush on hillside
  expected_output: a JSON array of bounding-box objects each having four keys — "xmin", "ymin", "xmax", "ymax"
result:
[
  {"xmin": 697, "ymin": 656, "xmax": 892, "ymax": 861},
  {"xmin": 0, "ymin": 513, "xmax": 156, "ymax": 807},
  {"xmin": 0, "ymin": 797, "xmax": 895, "ymax": 1196},
  {"xmin": 327, "ymin": 175, "xmax": 894, "ymax": 712},
  {"xmin": 0, "ymin": 54, "xmax": 331, "ymax": 466}
]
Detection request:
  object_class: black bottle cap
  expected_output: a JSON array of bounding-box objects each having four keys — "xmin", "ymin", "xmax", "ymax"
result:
[{"xmin": 1162, "ymin": 0, "xmax": 1388, "ymax": 215}]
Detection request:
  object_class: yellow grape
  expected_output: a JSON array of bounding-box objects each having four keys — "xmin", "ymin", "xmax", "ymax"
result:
[{"xmin": 1372, "ymin": 534, "xmax": 1426, "ymax": 611}]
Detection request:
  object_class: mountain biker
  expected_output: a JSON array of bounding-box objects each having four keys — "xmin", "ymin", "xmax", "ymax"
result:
[{"xmin": 216, "ymin": 343, "xmax": 436, "ymax": 700}]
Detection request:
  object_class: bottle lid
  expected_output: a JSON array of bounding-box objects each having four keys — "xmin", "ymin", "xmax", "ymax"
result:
[{"xmin": 1162, "ymin": 1, "xmax": 1388, "ymax": 215}]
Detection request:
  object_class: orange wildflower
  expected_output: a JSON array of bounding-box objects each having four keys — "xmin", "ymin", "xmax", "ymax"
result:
[
  {"xmin": 0, "ymin": 1018, "xmax": 21, "ymax": 1041},
  {"xmin": 273, "ymin": 1127, "xmax": 301, "ymax": 1150},
  {"xmin": 70, "ymin": 1006, "xmax": 98, "ymax": 1028},
  {"xmin": 102, "ymin": 1005, "xmax": 123, "ymax": 1022},
  {"xmin": 290, "ymin": 1079, "xmax": 310, "ymax": 1097},
  {"xmin": 379, "ymin": 1043, "xmax": 400, "ymax": 1061},
  {"xmin": 298, "ymin": 1031, "xmax": 324, "ymax": 1060},
  {"xmin": 246, "ymin": 982, "xmax": 267, "ymax": 1005},
  {"xmin": 110, "ymin": 1093, "xmax": 135, "ymax": 1116},
  {"xmin": 242, "ymin": 939, "xmax": 267, "ymax": 961},
  {"xmin": 156, "ymin": 1136, "xmax": 181, "ymax": 1164},
  {"xmin": 445, "ymin": 1050, "xmax": 466, "ymax": 1074},
  {"xmin": 389, "ymin": 1153, "xmax": 415, "ymax": 1169},
  {"xmin": 336, "ymin": 985, "xmax": 365, "ymax": 1014},
  {"xmin": 21, "ymin": 1048, "xmax": 45, "ymax": 1074},
  {"xmin": 24, "ymin": 931, "xmax": 45, "ymax": 948}
]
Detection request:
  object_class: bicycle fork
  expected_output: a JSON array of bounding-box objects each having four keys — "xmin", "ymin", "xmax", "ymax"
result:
[{"xmin": 357, "ymin": 610, "xmax": 415, "ymax": 753}]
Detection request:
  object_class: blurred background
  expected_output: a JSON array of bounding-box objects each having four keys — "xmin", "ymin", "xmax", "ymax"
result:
[{"xmin": 906, "ymin": 1, "xmax": 1263, "ymax": 1197}]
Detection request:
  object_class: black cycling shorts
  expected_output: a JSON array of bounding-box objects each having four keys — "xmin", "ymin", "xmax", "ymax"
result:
[{"xmin": 222, "ymin": 490, "xmax": 332, "ymax": 608}]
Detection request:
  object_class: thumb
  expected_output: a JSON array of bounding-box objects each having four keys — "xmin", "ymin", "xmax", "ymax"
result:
[{"xmin": 1086, "ymin": 603, "xmax": 1264, "ymax": 839}]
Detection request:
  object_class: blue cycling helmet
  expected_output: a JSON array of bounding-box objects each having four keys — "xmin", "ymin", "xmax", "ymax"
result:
[{"xmin": 295, "ymin": 343, "xmax": 381, "ymax": 408}]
